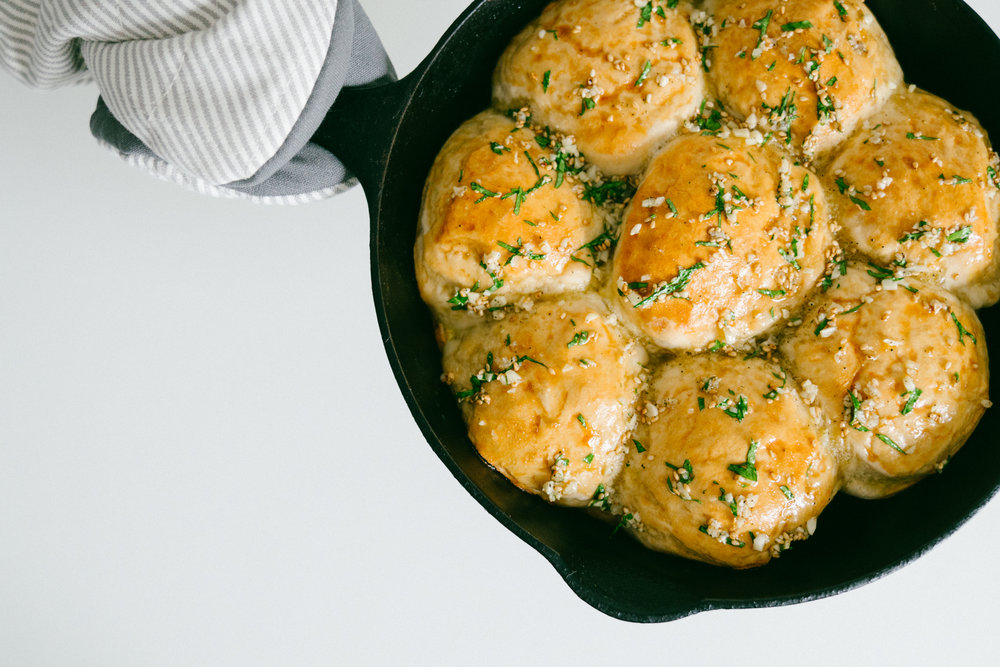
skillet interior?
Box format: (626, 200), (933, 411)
(357, 0), (1000, 621)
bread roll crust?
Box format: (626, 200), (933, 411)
(616, 355), (837, 568)
(442, 294), (647, 506)
(493, 0), (704, 175)
(416, 110), (604, 322)
(824, 90), (1000, 307)
(611, 133), (833, 350)
(705, 0), (902, 157)
(780, 264), (990, 497)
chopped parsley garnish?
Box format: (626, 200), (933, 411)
(697, 397), (706, 411)
(542, 70), (551, 92)
(781, 20), (813, 31)
(757, 288), (786, 299)
(718, 394), (750, 422)
(906, 132), (939, 141)
(750, 10), (772, 59)
(633, 439), (646, 453)
(698, 525), (744, 548)
(447, 292), (470, 310)
(708, 340), (726, 352)
(901, 388), (922, 416)
(611, 513), (633, 536)
(576, 414), (588, 428)
(942, 174), (973, 185)
(848, 390), (869, 432)
(877, 433), (907, 454)
(779, 485), (794, 500)
(635, 60), (652, 87)
(728, 441), (759, 482)
(899, 220), (929, 244)
(579, 97), (596, 116)
(454, 353), (547, 400)
(497, 239), (545, 263)
(850, 194), (872, 211)
(666, 198), (678, 216)
(567, 331), (592, 347)
(843, 302), (865, 315)
(633, 262), (706, 307)
(779, 246), (802, 271)
(583, 453), (594, 464)
(719, 489), (739, 516)
(470, 182), (499, 202)
(948, 226), (972, 243)
(951, 312), (977, 346)
(636, 2), (653, 28)
(576, 230), (616, 266)
(763, 369), (787, 401)
(834, 0), (848, 20)
(589, 483), (610, 510)
(988, 166), (1000, 190)
(814, 318), (830, 336)
(694, 99), (724, 134)
(490, 142), (509, 155)
(665, 458), (695, 484)
(582, 178), (636, 206)
(866, 261), (895, 281)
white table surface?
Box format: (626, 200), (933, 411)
(1, 1), (998, 664)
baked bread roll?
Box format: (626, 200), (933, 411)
(611, 133), (833, 350)
(441, 294), (647, 506)
(703, 0), (902, 158)
(780, 263), (991, 498)
(615, 355), (837, 568)
(493, 0), (704, 175)
(823, 89), (1000, 307)
(416, 110), (605, 321)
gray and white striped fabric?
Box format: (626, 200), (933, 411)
(0, 0), (393, 203)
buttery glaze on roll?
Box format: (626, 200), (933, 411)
(441, 294), (647, 506)
(823, 89), (1000, 307)
(703, 0), (902, 158)
(611, 133), (833, 350)
(780, 263), (991, 498)
(415, 110), (605, 321)
(493, 0), (704, 175)
(615, 355), (837, 568)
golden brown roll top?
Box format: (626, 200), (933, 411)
(615, 354), (837, 568)
(416, 110), (606, 321)
(493, 0), (705, 175)
(703, 0), (902, 157)
(780, 263), (991, 498)
(441, 294), (647, 506)
(611, 133), (833, 350)
(823, 89), (1000, 307)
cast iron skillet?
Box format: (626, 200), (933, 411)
(313, 0), (1000, 622)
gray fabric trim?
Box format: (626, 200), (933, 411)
(89, 0), (395, 200)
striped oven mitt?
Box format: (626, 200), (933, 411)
(0, 0), (393, 204)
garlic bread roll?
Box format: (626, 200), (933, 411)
(493, 0), (704, 175)
(824, 89), (1000, 307)
(416, 110), (604, 322)
(703, 0), (902, 157)
(780, 263), (991, 498)
(441, 294), (647, 506)
(615, 355), (837, 568)
(611, 133), (833, 350)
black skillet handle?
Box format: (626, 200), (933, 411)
(312, 77), (417, 204)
